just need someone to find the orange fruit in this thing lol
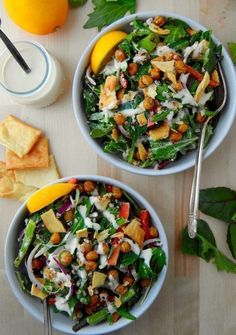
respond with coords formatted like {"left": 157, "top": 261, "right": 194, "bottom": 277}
{"left": 3, "top": 0, "right": 68, "bottom": 35}
{"left": 26, "top": 183, "right": 75, "bottom": 213}
{"left": 91, "top": 31, "right": 127, "bottom": 74}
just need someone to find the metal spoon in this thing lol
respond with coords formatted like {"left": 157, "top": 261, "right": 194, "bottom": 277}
{"left": 43, "top": 298, "right": 53, "bottom": 335}
{"left": 0, "top": 19, "right": 31, "bottom": 74}
{"left": 188, "top": 63, "right": 227, "bottom": 238}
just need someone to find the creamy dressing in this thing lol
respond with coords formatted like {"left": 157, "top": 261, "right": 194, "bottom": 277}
{"left": 54, "top": 272, "right": 72, "bottom": 288}
{"left": 78, "top": 204, "right": 101, "bottom": 231}
{"left": 78, "top": 269, "right": 87, "bottom": 282}
{"left": 154, "top": 45, "right": 174, "bottom": 56}
{"left": 65, "top": 236, "right": 78, "bottom": 254}
{"left": 198, "top": 91, "right": 213, "bottom": 106}
{"left": 121, "top": 91, "right": 138, "bottom": 103}
{"left": 106, "top": 301, "right": 116, "bottom": 314}
{"left": 97, "top": 242, "right": 106, "bottom": 255}
{"left": 140, "top": 248, "right": 153, "bottom": 267}
{"left": 55, "top": 296, "right": 71, "bottom": 316}
{"left": 0, "top": 41, "right": 64, "bottom": 108}
{"left": 173, "top": 88, "right": 197, "bottom": 106}
{"left": 119, "top": 107, "right": 144, "bottom": 117}
{"left": 90, "top": 196, "right": 118, "bottom": 229}
{"left": 99, "top": 255, "right": 108, "bottom": 269}
{"left": 144, "top": 83, "right": 158, "bottom": 99}
{"left": 102, "top": 58, "right": 128, "bottom": 75}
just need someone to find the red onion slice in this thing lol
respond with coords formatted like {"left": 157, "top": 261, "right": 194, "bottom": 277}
{"left": 118, "top": 125, "right": 131, "bottom": 138}
{"left": 26, "top": 245, "right": 44, "bottom": 290}
{"left": 143, "top": 238, "right": 162, "bottom": 247}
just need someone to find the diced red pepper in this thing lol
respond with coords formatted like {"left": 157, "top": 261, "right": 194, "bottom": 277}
{"left": 108, "top": 245, "right": 121, "bottom": 266}
{"left": 185, "top": 64, "right": 219, "bottom": 88}
{"left": 119, "top": 202, "right": 130, "bottom": 220}
{"left": 48, "top": 296, "right": 56, "bottom": 305}
{"left": 112, "top": 237, "right": 120, "bottom": 246}
{"left": 147, "top": 120, "right": 155, "bottom": 128}
{"left": 106, "top": 184, "right": 113, "bottom": 193}
{"left": 139, "top": 209, "right": 151, "bottom": 240}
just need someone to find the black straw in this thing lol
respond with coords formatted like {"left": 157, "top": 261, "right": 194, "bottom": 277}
{"left": 0, "top": 21, "right": 31, "bottom": 74}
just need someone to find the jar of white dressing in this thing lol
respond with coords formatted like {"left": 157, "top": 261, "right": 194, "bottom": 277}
{"left": 0, "top": 41, "right": 65, "bottom": 108}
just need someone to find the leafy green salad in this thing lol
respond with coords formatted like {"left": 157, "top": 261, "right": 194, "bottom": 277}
{"left": 83, "top": 16, "right": 222, "bottom": 169}
{"left": 14, "top": 179, "right": 166, "bottom": 332}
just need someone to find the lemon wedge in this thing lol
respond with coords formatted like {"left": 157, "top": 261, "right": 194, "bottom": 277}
{"left": 91, "top": 30, "right": 127, "bottom": 74}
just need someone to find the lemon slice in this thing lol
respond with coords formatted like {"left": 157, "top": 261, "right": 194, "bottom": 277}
{"left": 91, "top": 30, "right": 127, "bottom": 75}
{"left": 26, "top": 182, "right": 75, "bottom": 213}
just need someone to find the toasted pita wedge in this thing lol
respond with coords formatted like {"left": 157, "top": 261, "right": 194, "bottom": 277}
{"left": 6, "top": 136, "right": 49, "bottom": 170}
{"left": 0, "top": 115, "right": 41, "bottom": 157}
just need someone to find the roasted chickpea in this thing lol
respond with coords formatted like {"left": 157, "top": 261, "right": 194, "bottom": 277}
{"left": 195, "top": 112, "right": 206, "bottom": 124}
{"left": 50, "top": 232, "right": 61, "bottom": 245}
{"left": 85, "top": 261, "right": 97, "bottom": 272}
{"left": 112, "top": 186, "right": 123, "bottom": 199}
{"left": 120, "top": 241, "right": 131, "bottom": 253}
{"left": 112, "top": 312, "right": 120, "bottom": 323}
{"left": 80, "top": 242, "right": 92, "bottom": 254}
{"left": 128, "top": 62, "right": 138, "bottom": 76}
{"left": 114, "top": 113, "right": 126, "bottom": 126}
{"left": 123, "top": 275, "right": 134, "bottom": 286}
{"left": 150, "top": 226, "right": 159, "bottom": 238}
{"left": 138, "top": 75, "right": 153, "bottom": 88}
{"left": 101, "top": 242, "right": 109, "bottom": 254}
{"left": 86, "top": 250, "right": 99, "bottom": 261}
{"left": 143, "top": 96, "right": 155, "bottom": 110}
{"left": 117, "top": 89, "right": 125, "bottom": 101}
{"left": 111, "top": 128, "right": 119, "bottom": 142}
{"left": 172, "top": 81, "right": 183, "bottom": 92}
{"left": 63, "top": 208, "right": 74, "bottom": 222}
{"left": 115, "top": 284, "right": 128, "bottom": 295}
{"left": 178, "top": 123, "right": 189, "bottom": 133}
{"left": 140, "top": 278, "right": 152, "bottom": 287}
{"left": 115, "top": 49, "right": 126, "bottom": 62}
{"left": 150, "top": 68, "right": 161, "bottom": 80}
{"left": 107, "top": 269, "right": 119, "bottom": 279}
{"left": 169, "top": 130, "right": 183, "bottom": 143}
{"left": 153, "top": 15, "right": 166, "bottom": 27}
{"left": 59, "top": 250, "right": 73, "bottom": 266}
{"left": 84, "top": 181, "right": 96, "bottom": 193}
{"left": 175, "top": 60, "right": 187, "bottom": 74}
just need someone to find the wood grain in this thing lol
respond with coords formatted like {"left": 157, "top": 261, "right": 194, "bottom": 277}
{"left": 0, "top": 1, "right": 236, "bottom": 335}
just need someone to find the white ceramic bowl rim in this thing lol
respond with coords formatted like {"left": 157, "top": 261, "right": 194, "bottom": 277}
{"left": 73, "top": 11, "right": 236, "bottom": 176}
{"left": 4, "top": 175, "right": 168, "bottom": 335}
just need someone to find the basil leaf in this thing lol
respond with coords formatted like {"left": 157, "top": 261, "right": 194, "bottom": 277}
{"left": 199, "top": 187, "right": 236, "bottom": 224}
{"left": 227, "top": 223, "right": 236, "bottom": 259}
{"left": 150, "top": 247, "right": 166, "bottom": 274}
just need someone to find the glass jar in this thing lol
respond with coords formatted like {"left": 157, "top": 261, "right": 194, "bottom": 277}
{"left": 0, "top": 41, "right": 65, "bottom": 108}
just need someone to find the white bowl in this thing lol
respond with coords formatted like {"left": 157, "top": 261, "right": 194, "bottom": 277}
{"left": 4, "top": 175, "right": 168, "bottom": 335}
{"left": 73, "top": 12, "right": 236, "bottom": 176}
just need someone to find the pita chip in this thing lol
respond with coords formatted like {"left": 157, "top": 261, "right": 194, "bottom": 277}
{"left": 6, "top": 136, "right": 49, "bottom": 170}
{"left": 0, "top": 115, "right": 41, "bottom": 157}
{"left": 14, "top": 155, "right": 60, "bottom": 189}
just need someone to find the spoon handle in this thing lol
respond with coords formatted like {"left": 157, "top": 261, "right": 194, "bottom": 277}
{"left": 0, "top": 29, "right": 31, "bottom": 74}
{"left": 43, "top": 298, "right": 53, "bottom": 335}
{"left": 188, "top": 117, "right": 211, "bottom": 238}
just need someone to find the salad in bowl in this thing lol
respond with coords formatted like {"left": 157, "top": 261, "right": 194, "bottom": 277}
{"left": 76, "top": 14, "right": 233, "bottom": 174}
{"left": 5, "top": 176, "right": 167, "bottom": 333}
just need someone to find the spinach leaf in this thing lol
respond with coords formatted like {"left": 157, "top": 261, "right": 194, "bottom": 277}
{"left": 203, "top": 37, "right": 222, "bottom": 73}
{"left": 134, "top": 63, "right": 151, "bottom": 80}
{"left": 153, "top": 110, "right": 170, "bottom": 122}
{"left": 138, "top": 33, "right": 159, "bottom": 52}
{"left": 83, "top": 86, "right": 99, "bottom": 115}
{"left": 150, "top": 137, "right": 198, "bottom": 161}
{"left": 119, "top": 251, "right": 139, "bottom": 266}
{"left": 137, "top": 259, "right": 157, "bottom": 280}
{"left": 164, "top": 20, "right": 188, "bottom": 45}
{"left": 84, "top": 0, "right": 136, "bottom": 30}
{"left": 156, "top": 83, "right": 171, "bottom": 101}
{"left": 104, "top": 137, "right": 127, "bottom": 154}
{"left": 90, "top": 122, "right": 114, "bottom": 138}
{"left": 119, "top": 38, "right": 134, "bottom": 58}
{"left": 150, "top": 247, "right": 166, "bottom": 274}
{"left": 227, "top": 223, "right": 236, "bottom": 259}
{"left": 168, "top": 38, "right": 190, "bottom": 51}
{"left": 182, "top": 219, "right": 236, "bottom": 273}
{"left": 199, "top": 187, "right": 236, "bottom": 224}
{"left": 119, "top": 94, "right": 143, "bottom": 110}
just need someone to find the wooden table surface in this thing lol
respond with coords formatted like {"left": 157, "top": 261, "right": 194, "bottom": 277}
{"left": 1, "top": 1, "right": 236, "bottom": 334}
